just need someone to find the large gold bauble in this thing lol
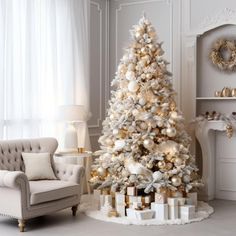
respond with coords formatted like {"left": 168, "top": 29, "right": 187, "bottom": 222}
{"left": 171, "top": 175, "right": 182, "bottom": 187}
{"left": 174, "top": 157, "right": 183, "bottom": 166}
{"left": 97, "top": 167, "right": 106, "bottom": 177}
{"left": 157, "top": 160, "right": 166, "bottom": 169}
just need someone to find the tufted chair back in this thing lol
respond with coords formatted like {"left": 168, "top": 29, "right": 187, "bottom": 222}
{"left": 0, "top": 138, "right": 58, "bottom": 172}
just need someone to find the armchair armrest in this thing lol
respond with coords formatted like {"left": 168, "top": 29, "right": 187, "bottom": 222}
{"left": 0, "top": 170, "right": 29, "bottom": 189}
{"left": 54, "top": 163, "right": 85, "bottom": 185}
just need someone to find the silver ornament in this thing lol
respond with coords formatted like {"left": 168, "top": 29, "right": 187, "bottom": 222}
{"left": 153, "top": 171, "right": 163, "bottom": 181}
{"left": 183, "top": 175, "right": 191, "bottom": 183}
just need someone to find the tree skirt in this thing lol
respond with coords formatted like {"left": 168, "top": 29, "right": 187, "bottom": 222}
{"left": 79, "top": 195, "right": 214, "bottom": 225}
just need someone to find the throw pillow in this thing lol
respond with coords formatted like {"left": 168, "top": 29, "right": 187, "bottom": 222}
{"left": 22, "top": 152, "right": 57, "bottom": 180}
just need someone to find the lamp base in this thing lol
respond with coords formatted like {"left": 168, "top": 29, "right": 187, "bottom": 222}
{"left": 78, "top": 147, "right": 86, "bottom": 153}
{"left": 64, "top": 123, "right": 78, "bottom": 150}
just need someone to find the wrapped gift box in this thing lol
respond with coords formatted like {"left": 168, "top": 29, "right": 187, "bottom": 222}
{"left": 155, "top": 192, "right": 167, "bottom": 204}
{"left": 169, "top": 206, "right": 179, "bottom": 220}
{"left": 93, "top": 189, "right": 101, "bottom": 209}
{"left": 126, "top": 208, "right": 154, "bottom": 220}
{"left": 180, "top": 205, "right": 196, "bottom": 220}
{"left": 177, "top": 197, "right": 186, "bottom": 206}
{"left": 151, "top": 203, "right": 168, "bottom": 221}
{"left": 187, "top": 192, "right": 198, "bottom": 209}
{"left": 115, "top": 192, "right": 125, "bottom": 204}
{"left": 100, "top": 195, "right": 112, "bottom": 208}
{"left": 116, "top": 203, "right": 126, "bottom": 217}
{"left": 167, "top": 198, "right": 178, "bottom": 206}
{"left": 127, "top": 186, "right": 137, "bottom": 196}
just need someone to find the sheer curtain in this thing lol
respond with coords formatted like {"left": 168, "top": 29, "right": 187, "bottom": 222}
{"left": 0, "top": 0, "right": 90, "bottom": 146}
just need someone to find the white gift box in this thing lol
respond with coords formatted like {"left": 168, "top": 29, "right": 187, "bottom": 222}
{"left": 187, "top": 192, "right": 198, "bottom": 209}
{"left": 155, "top": 192, "right": 167, "bottom": 204}
{"left": 172, "top": 191, "right": 183, "bottom": 198}
{"left": 100, "top": 195, "right": 112, "bottom": 207}
{"left": 127, "top": 186, "right": 136, "bottom": 196}
{"left": 129, "top": 196, "right": 142, "bottom": 203}
{"left": 116, "top": 204, "right": 126, "bottom": 217}
{"left": 115, "top": 193, "right": 125, "bottom": 204}
{"left": 177, "top": 197, "right": 186, "bottom": 206}
{"left": 93, "top": 189, "right": 101, "bottom": 209}
{"left": 180, "top": 205, "right": 196, "bottom": 220}
{"left": 126, "top": 208, "right": 154, "bottom": 220}
{"left": 167, "top": 198, "right": 178, "bottom": 206}
{"left": 151, "top": 203, "right": 168, "bottom": 221}
{"left": 168, "top": 206, "right": 179, "bottom": 220}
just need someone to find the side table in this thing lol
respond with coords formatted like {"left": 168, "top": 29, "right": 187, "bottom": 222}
{"left": 54, "top": 152, "right": 92, "bottom": 194}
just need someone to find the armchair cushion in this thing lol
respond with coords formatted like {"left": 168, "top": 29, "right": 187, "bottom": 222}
{"left": 29, "top": 180, "right": 80, "bottom": 205}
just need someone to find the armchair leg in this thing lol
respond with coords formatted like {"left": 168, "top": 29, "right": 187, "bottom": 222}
{"left": 72, "top": 205, "right": 78, "bottom": 216}
{"left": 18, "top": 219, "right": 26, "bottom": 232}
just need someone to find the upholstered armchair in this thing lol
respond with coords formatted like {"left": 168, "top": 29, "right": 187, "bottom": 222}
{"left": 0, "top": 138, "right": 85, "bottom": 232}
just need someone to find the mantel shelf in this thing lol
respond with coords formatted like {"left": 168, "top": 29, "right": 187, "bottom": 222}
{"left": 196, "top": 97, "right": 236, "bottom": 100}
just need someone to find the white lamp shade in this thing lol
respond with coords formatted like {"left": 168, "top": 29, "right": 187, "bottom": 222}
{"left": 58, "top": 105, "right": 86, "bottom": 122}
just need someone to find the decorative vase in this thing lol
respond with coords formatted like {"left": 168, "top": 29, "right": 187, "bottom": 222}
{"left": 231, "top": 88, "right": 236, "bottom": 97}
{"left": 221, "top": 87, "right": 231, "bottom": 97}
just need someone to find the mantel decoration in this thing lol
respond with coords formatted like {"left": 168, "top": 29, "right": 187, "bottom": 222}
{"left": 87, "top": 16, "right": 213, "bottom": 225}
{"left": 209, "top": 39, "right": 236, "bottom": 71}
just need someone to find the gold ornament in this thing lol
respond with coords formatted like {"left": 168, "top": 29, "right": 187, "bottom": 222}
{"left": 157, "top": 160, "right": 166, "bottom": 169}
{"left": 171, "top": 175, "right": 182, "bottom": 187}
{"left": 231, "top": 88, "right": 236, "bottom": 97}
{"left": 165, "top": 162, "right": 173, "bottom": 170}
{"left": 97, "top": 167, "right": 107, "bottom": 177}
{"left": 221, "top": 87, "right": 231, "bottom": 97}
{"left": 174, "top": 157, "right": 183, "bottom": 166}
{"left": 226, "top": 124, "right": 233, "bottom": 138}
{"left": 146, "top": 73, "right": 152, "bottom": 80}
{"left": 146, "top": 163, "right": 153, "bottom": 169}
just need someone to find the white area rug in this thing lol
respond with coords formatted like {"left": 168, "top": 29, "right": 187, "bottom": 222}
{"left": 79, "top": 195, "right": 214, "bottom": 225}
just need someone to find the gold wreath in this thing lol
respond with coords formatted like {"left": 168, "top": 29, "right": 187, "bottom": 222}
{"left": 209, "top": 39, "right": 236, "bottom": 71}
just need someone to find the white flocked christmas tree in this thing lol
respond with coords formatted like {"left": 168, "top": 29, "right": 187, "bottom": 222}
{"left": 90, "top": 16, "right": 201, "bottom": 196}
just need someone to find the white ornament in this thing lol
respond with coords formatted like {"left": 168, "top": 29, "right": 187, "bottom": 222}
{"left": 143, "top": 139, "right": 154, "bottom": 149}
{"left": 139, "top": 98, "right": 146, "bottom": 106}
{"left": 114, "top": 140, "right": 126, "bottom": 151}
{"left": 183, "top": 174, "right": 191, "bottom": 183}
{"left": 132, "top": 109, "right": 139, "bottom": 116}
{"left": 128, "top": 81, "right": 139, "bottom": 92}
{"left": 157, "top": 120, "right": 164, "bottom": 127}
{"left": 166, "top": 127, "right": 177, "bottom": 137}
{"left": 113, "top": 129, "right": 119, "bottom": 135}
{"left": 126, "top": 71, "right": 135, "bottom": 80}
{"left": 153, "top": 171, "right": 163, "bottom": 181}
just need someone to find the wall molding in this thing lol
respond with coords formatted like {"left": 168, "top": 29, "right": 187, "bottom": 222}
{"left": 89, "top": 1, "right": 102, "bottom": 129}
